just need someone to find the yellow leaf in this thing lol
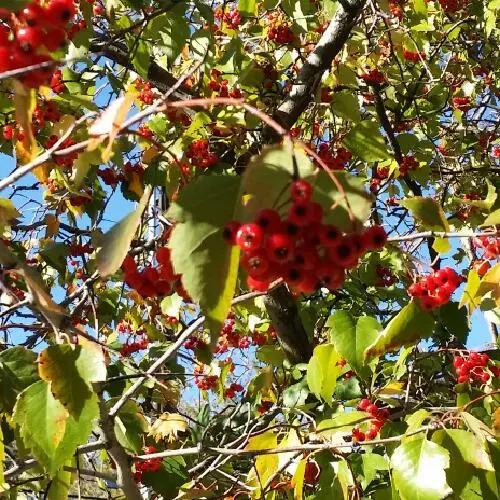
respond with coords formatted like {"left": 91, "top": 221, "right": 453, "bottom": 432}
{"left": 492, "top": 407, "right": 500, "bottom": 437}
{"left": 44, "top": 214, "right": 60, "bottom": 237}
{"left": 149, "top": 413, "right": 188, "bottom": 443}
{"left": 376, "top": 381, "right": 405, "bottom": 398}
{"left": 142, "top": 146, "right": 159, "bottom": 164}
{"left": 128, "top": 171, "right": 144, "bottom": 198}
{"left": 292, "top": 458, "right": 307, "bottom": 500}
{"left": 13, "top": 81, "right": 49, "bottom": 182}
{"left": 51, "top": 114, "right": 76, "bottom": 138}
{"left": 89, "top": 93, "right": 135, "bottom": 162}
{"left": 0, "top": 198, "right": 20, "bottom": 226}
{"left": 246, "top": 429, "right": 278, "bottom": 493}
{"left": 476, "top": 263, "right": 500, "bottom": 307}
{"left": 157, "top": 379, "right": 181, "bottom": 407}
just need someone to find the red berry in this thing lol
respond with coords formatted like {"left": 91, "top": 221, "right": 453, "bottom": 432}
{"left": 358, "top": 398, "right": 371, "bottom": 411}
{"left": 366, "top": 429, "right": 378, "bottom": 440}
{"left": 45, "top": 0, "right": 77, "bottom": 26}
{"left": 247, "top": 275, "right": 271, "bottom": 292}
{"left": 288, "top": 202, "right": 314, "bottom": 226}
{"left": 18, "top": 3, "right": 47, "bottom": 27}
{"left": 236, "top": 223, "right": 264, "bottom": 251}
{"left": 319, "top": 224, "right": 342, "bottom": 247}
{"left": 329, "top": 236, "right": 358, "bottom": 269}
{"left": 222, "top": 220, "right": 241, "bottom": 245}
{"left": 362, "top": 225, "right": 388, "bottom": 250}
{"left": 290, "top": 179, "right": 312, "bottom": 203}
{"left": 366, "top": 403, "right": 378, "bottom": 416}
{"left": 266, "top": 233, "right": 293, "bottom": 263}
{"left": 2, "top": 125, "right": 13, "bottom": 140}
{"left": 16, "top": 27, "right": 43, "bottom": 51}
{"left": 472, "top": 260, "right": 490, "bottom": 277}
{"left": 254, "top": 209, "right": 281, "bottom": 233}
{"left": 241, "top": 251, "right": 271, "bottom": 278}
{"left": 453, "top": 356, "right": 464, "bottom": 368}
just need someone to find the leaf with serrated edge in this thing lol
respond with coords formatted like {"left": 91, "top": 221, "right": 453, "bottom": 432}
{"left": 364, "top": 301, "right": 434, "bottom": 359}
{"left": 95, "top": 185, "right": 151, "bottom": 277}
{"left": 38, "top": 344, "right": 106, "bottom": 417}
{"left": 398, "top": 197, "right": 449, "bottom": 231}
{"left": 392, "top": 438, "right": 452, "bottom": 500}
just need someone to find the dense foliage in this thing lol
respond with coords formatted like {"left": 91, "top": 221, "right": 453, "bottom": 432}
{"left": 0, "top": 0, "right": 498, "bottom": 498}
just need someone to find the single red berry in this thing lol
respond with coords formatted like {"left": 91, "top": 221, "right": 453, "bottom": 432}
{"left": 254, "top": 209, "right": 281, "bottom": 233}
{"left": 296, "top": 272, "right": 318, "bottom": 293}
{"left": 290, "top": 179, "right": 312, "bottom": 203}
{"left": 45, "top": 0, "right": 77, "bottom": 26}
{"left": 266, "top": 233, "right": 293, "bottom": 263}
{"left": 366, "top": 403, "right": 378, "bottom": 416}
{"left": 18, "top": 3, "right": 47, "bottom": 26}
{"left": 362, "top": 225, "right": 388, "bottom": 250}
{"left": 16, "top": 27, "right": 43, "bottom": 51}
{"left": 457, "top": 375, "right": 469, "bottom": 384}
{"left": 222, "top": 220, "right": 241, "bottom": 245}
{"left": 329, "top": 236, "right": 359, "bottom": 269}
{"left": 365, "top": 428, "right": 378, "bottom": 440}
{"left": 241, "top": 251, "right": 271, "bottom": 278}
{"left": 236, "top": 223, "right": 264, "bottom": 251}
{"left": 453, "top": 356, "right": 464, "bottom": 368}
{"left": 472, "top": 260, "right": 490, "bottom": 277}
{"left": 247, "top": 275, "right": 271, "bottom": 292}
{"left": 358, "top": 398, "right": 371, "bottom": 411}
{"left": 288, "top": 202, "right": 314, "bottom": 226}
{"left": 319, "top": 224, "right": 342, "bottom": 248}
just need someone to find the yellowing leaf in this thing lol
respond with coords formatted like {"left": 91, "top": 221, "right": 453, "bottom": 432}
{"left": 95, "top": 185, "right": 151, "bottom": 277}
{"left": 476, "top": 262, "right": 500, "bottom": 307}
{"left": 292, "top": 457, "right": 307, "bottom": 500}
{"left": 44, "top": 214, "right": 60, "bottom": 238}
{"left": 399, "top": 197, "right": 449, "bottom": 231}
{"left": 142, "top": 146, "right": 160, "bottom": 164}
{"left": 245, "top": 430, "right": 278, "bottom": 491}
{"left": 459, "top": 269, "right": 482, "bottom": 312}
{"left": 89, "top": 93, "right": 135, "bottom": 162}
{"left": 149, "top": 413, "right": 188, "bottom": 443}
{"left": 492, "top": 407, "right": 500, "bottom": 436}
{"left": 13, "top": 81, "right": 48, "bottom": 181}
{"left": 51, "top": 114, "right": 76, "bottom": 138}
{"left": 0, "top": 198, "right": 20, "bottom": 226}
{"left": 127, "top": 171, "right": 144, "bottom": 198}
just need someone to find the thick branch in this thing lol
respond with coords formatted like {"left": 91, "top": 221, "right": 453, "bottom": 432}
{"left": 267, "top": 0, "right": 366, "bottom": 137}
{"left": 263, "top": 282, "right": 313, "bottom": 364}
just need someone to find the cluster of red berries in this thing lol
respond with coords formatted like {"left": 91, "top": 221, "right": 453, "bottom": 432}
{"left": 68, "top": 242, "right": 92, "bottom": 256}
{"left": 224, "top": 382, "right": 244, "bottom": 399}
{"left": 370, "top": 166, "right": 391, "bottom": 192}
{"left": 135, "top": 78, "right": 158, "bottom": 105}
{"left": 121, "top": 247, "right": 181, "bottom": 299}
{"left": 44, "top": 135, "right": 77, "bottom": 167}
{"left": 398, "top": 154, "right": 418, "bottom": 176}
{"left": 320, "top": 87, "right": 333, "bottom": 103}
{"left": 360, "top": 69, "right": 385, "bottom": 85}
{"left": 33, "top": 100, "right": 61, "bottom": 128}
{"left": 492, "top": 145, "right": 500, "bottom": 158}
{"left": 452, "top": 96, "right": 471, "bottom": 112}
{"left": 50, "top": 69, "right": 65, "bottom": 93}
{"left": 186, "top": 139, "right": 218, "bottom": 170}
{"left": 97, "top": 167, "right": 123, "bottom": 187}
{"left": 208, "top": 68, "right": 242, "bottom": 98}
{"left": 317, "top": 144, "right": 352, "bottom": 171}
{"left": 214, "top": 7, "right": 241, "bottom": 30}
{"left": 133, "top": 446, "right": 162, "bottom": 483}
{"left": 120, "top": 337, "right": 149, "bottom": 356}
{"left": 124, "top": 161, "right": 145, "bottom": 183}
{"left": 408, "top": 267, "right": 462, "bottom": 310}
{"left": 473, "top": 235, "right": 499, "bottom": 260}
{"left": 167, "top": 108, "right": 191, "bottom": 127}
{"left": 389, "top": 0, "right": 404, "bottom": 19}
{"left": 267, "top": 13, "right": 295, "bottom": 45}
{"left": 438, "top": 0, "right": 469, "bottom": 13}
{"left": 402, "top": 49, "right": 426, "bottom": 62}
{"left": 194, "top": 365, "right": 219, "bottom": 390}
{"left": 0, "top": 0, "right": 77, "bottom": 88}
{"left": 353, "top": 399, "right": 390, "bottom": 441}
{"left": 453, "top": 352, "right": 499, "bottom": 384}
{"left": 137, "top": 123, "right": 153, "bottom": 139}
{"left": 375, "top": 265, "right": 396, "bottom": 287}
{"left": 2, "top": 125, "right": 14, "bottom": 140}
{"left": 223, "top": 179, "right": 388, "bottom": 293}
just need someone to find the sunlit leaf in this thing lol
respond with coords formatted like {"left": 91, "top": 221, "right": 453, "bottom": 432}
{"left": 149, "top": 413, "right": 188, "bottom": 443}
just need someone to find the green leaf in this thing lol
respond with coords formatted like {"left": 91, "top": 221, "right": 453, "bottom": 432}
{"left": 391, "top": 438, "right": 451, "bottom": 500}
{"left": 131, "top": 39, "right": 151, "bottom": 79}
{"left": 0, "top": 0, "right": 29, "bottom": 9}
{"left": 95, "top": 185, "right": 151, "bottom": 277}
{"left": 161, "top": 293, "right": 183, "bottom": 319}
{"left": 238, "top": 0, "right": 257, "bottom": 16}
{"left": 306, "top": 344, "right": 343, "bottom": 404}
{"left": 344, "top": 121, "right": 391, "bottom": 161}
{"left": 458, "top": 180, "right": 497, "bottom": 210}
{"left": 364, "top": 301, "right": 435, "bottom": 359}
{"left": 146, "top": 11, "right": 189, "bottom": 62}
{"left": 114, "top": 401, "right": 149, "bottom": 454}
{"left": 431, "top": 430, "right": 493, "bottom": 470}
{"left": 312, "top": 170, "right": 373, "bottom": 231}
{"left": 328, "top": 312, "right": 380, "bottom": 378}
{"left": 40, "top": 242, "right": 70, "bottom": 275}
{"left": 47, "top": 464, "right": 72, "bottom": 500}
{"left": 459, "top": 269, "right": 482, "bottom": 312}
{"left": 435, "top": 302, "right": 469, "bottom": 344}
{"left": 283, "top": 380, "right": 309, "bottom": 408}
{"left": 398, "top": 197, "right": 449, "bottom": 231}
{"left": 0, "top": 347, "right": 39, "bottom": 412}
{"left": 167, "top": 176, "right": 241, "bottom": 337}
{"left": 256, "top": 345, "right": 286, "bottom": 366}
{"left": 142, "top": 456, "right": 188, "bottom": 499}
{"left": 482, "top": 208, "right": 500, "bottom": 226}
{"left": 330, "top": 91, "right": 361, "bottom": 122}
{"left": 361, "top": 453, "right": 389, "bottom": 489}
{"left": 12, "top": 381, "right": 98, "bottom": 475}
{"left": 38, "top": 345, "right": 106, "bottom": 417}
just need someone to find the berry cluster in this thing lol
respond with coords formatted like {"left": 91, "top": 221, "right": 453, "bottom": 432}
{"left": 453, "top": 352, "right": 499, "bottom": 384}
{"left": 375, "top": 265, "right": 396, "bottom": 287}
{"left": 97, "top": 167, "right": 123, "bottom": 187}
{"left": 214, "top": 7, "right": 241, "bottom": 30}
{"left": 167, "top": 108, "right": 191, "bottom": 127}
{"left": 121, "top": 247, "right": 181, "bottom": 299}
{"left": 266, "top": 13, "right": 295, "bottom": 45}
{"left": 402, "top": 49, "right": 426, "bottom": 62}
{"left": 438, "top": 0, "right": 469, "bottom": 13}
{"left": 135, "top": 78, "right": 159, "bottom": 105}
{"left": 389, "top": 0, "right": 404, "bottom": 19}
{"left": 2, "top": 125, "right": 13, "bottom": 140}
{"left": 353, "top": 399, "right": 390, "bottom": 441}
{"left": 133, "top": 447, "right": 162, "bottom": 483}
{"left": 452, "top": 96, "right": 471, "bottom": 112}
{"left": 407, "top": 267, "right": 462, "bottom": 310}
{"left": 320, "top": 87, "right": 333, "bottom": 103}
{"left": 223, "top": 179, "right": 388, "bottom": 293}
{"left": 317, "top": 144, "right": 352, "bottom": 170}
{"left": 0, "top": 0, "right": 77, "bottom": 88}
{"left": 186, "top": 139, "right": 218, "bottom": 170}
{"left": 473, "top": 235, "right": 499, "bottom": 261}
{"left": 194, "top": 365, "right": 219, "bottom": 390}
{"left": 44, "top": 135, "right": 77, "bottom": 167}
{"left": 208, "top": 68, "right": 242, "bottom": 98}
{"left": 137, "top": 123, "right": 153, "bottom": 139}
{"left": 224, "top": 382, "right": 244, "bottom": 399}
{"left": 120, "top": 337, "right": 149, "bottom": 356}
{"left": 398, "top": 154, "right": 418, "bottom": 176}
{"left": 50, "top": 69, "right": 65, "bottom": 93}
{"left": 33, "top": 100, "right": 61, "bottom": 128}
{"left": 360, "top": 68, "right": 385, "bottom": 85}
{"left": 68, "top": 242, "right": 92, "bottom": 256}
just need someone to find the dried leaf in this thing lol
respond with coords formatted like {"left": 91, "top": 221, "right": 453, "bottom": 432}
{"left": 149, "top": 413, "right": 188, "bottom": 443}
